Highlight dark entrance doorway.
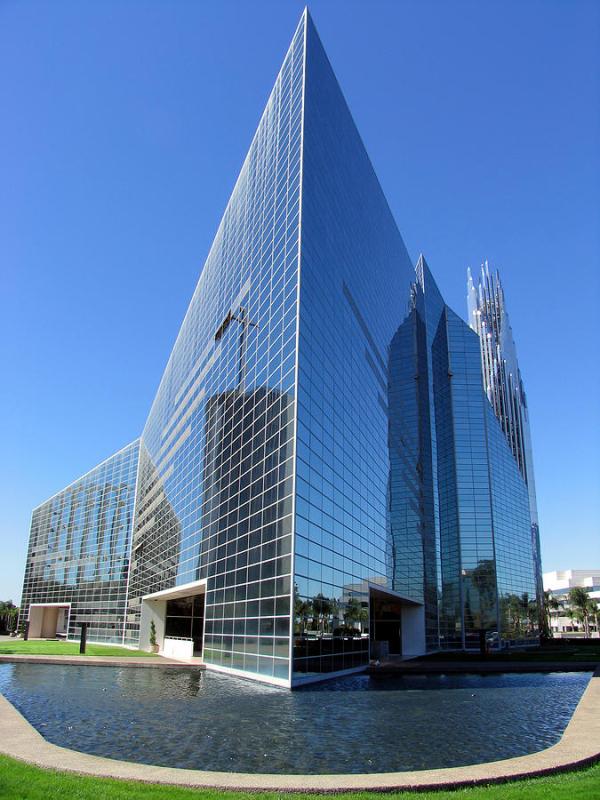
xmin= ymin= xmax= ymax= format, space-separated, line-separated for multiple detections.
xmin=369 ymin=589 xmax=403 ymax=658
xmin=164 ymin=594 xmax=205 ymax=656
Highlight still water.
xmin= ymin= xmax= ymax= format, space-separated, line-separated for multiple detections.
xmin=0 ymin=664 xmax=590 ymax=774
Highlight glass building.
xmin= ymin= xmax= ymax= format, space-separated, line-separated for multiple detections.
xmin=387 ymin=258 xmax=538 ymax=651
xmin=20 ymin=441 xmax=140 ymax=644
xmin=20 ymin=10 xmax=541 ymax=686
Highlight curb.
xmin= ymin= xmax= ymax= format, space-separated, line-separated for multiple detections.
xmin=0 ymin=655 xmax=205 ymax=669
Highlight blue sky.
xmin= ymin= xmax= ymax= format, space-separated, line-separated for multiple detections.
xmin=1 ymin=0 xmax=598 ymax=604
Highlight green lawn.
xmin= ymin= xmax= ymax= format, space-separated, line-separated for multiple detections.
xmin=0 ymin=640 xmax=157 ymax=658
xmin=0 ymin=755 xmax=599 ymax=800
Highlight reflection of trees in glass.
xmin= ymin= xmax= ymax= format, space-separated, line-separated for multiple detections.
xmin=512 ymin=594 xmax=526 ymax=635
xmin=293 ymin=583 xmax=313 ymax=635
xmin=463 ymin=559 xmax=497 ymax=632
xmin=312 ymin=593 xmax=333 ymax=635
xmin=499 ymin=591 xmax=540 ymax=638
xmin=343 ymin=597 xmax=368 ymax=635
xmin=294 ymin=585 xmax=366 ymax=638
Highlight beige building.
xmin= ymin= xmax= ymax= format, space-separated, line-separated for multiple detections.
xmin=543 ymin=570 xmax=600 ymax=637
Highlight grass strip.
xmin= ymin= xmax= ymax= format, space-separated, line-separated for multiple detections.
xmin=0 ymin=641 xmax=156 ymax=657
xmin=0 ymin=755 xmax=599 ymax=800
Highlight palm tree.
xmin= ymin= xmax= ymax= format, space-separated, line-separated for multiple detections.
xmin=0 ymin=601 xmax=19 ymax=634
xmin=568 ymin=587 xmax=595 ymax=638
xmin=565 ymin=608 xmax=579 ymax=633
xmin=543 ymin=590 xmax=559 ymax=637
xmin=592 ymin=601 xmax=600 ymax=636
xmin=527 ymin=599 xmax=539 ymax=633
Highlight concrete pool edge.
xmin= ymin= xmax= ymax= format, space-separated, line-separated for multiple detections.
xmin=0 ymin=654 xmax=206 ymax=669
xmin=0 ymin=669 xmax=598 ymax=792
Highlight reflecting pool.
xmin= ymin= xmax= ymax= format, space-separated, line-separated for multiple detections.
xmin=0 ymin=664 xmax=591 ymax=774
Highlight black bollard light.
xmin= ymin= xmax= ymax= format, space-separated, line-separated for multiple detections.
xmin=23 ymin=621 xmax=30 ymax=641
xmin=79 ymin=621 xmax=88 ymax=654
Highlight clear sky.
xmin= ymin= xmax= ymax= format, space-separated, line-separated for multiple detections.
xmin=1 ymin=0 xmax=599 ymax=604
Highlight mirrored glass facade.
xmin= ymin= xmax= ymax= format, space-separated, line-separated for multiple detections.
xmin=21 ymin=441 xmax=140 ymax=644
xmin=291 ymin=16 xmax=415 ymax=679
xmin=486 ymin=402 xmax=539 ymax=641
xmin=20 ymin=10 xmax=541 ymax=685
xmin=406 ymin=259 xmax=538 ymax=648
xmin=468 ymin=262 xmax=543 ymax=629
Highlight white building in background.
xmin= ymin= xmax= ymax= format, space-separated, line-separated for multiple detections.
xmin=543 ymin=570 xmax=600 ymax=637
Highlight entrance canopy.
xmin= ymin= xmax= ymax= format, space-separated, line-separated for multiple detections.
xmin=368 ymin=584 xmax=425 ymax=659
xmin=140 ymin=579 xmax=207 ymax=659
xmin=28 ymin=603 xmax=70 ymax=639
xmin=142 ymin=579 xmax=207 ymax=603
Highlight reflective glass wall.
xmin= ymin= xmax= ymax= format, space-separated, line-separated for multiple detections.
xmin=434 ymin=308 xmax=499 ymax=647
xmin=389 ymin=259 xmax=447 ymax=650
xmin=486 ymin=403 xmax=538 ymax=643
xmin=467 ymin=262 xmax=543 ymax=625
xmin=21 ymin=440 xmax=139 ymax=644
xmin=410 ymin=260 xmax=539 ymax=648
xmin=292 ymin=16 xmax=415 ymax=679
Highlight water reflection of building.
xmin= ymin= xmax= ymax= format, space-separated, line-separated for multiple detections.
xmin=20 ymin=10 xmax=541 ymax=686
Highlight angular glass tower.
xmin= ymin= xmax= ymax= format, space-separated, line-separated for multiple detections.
xmin=20 ymin=11 xmax=542 ymax=686
xmin=126 ymin=10 xmax=417 ymax=685
xmin=467 ymin=262 xmax=543 ymax=623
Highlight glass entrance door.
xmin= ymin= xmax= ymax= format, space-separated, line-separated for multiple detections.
xmin=164 ymin=593 xmax=205 ymax=656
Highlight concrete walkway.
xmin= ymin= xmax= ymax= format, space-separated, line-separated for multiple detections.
xmin=0 ymin=654 xmax=205 ymax=669
xmin=0 ymin=667 xmax=598 ymax=791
